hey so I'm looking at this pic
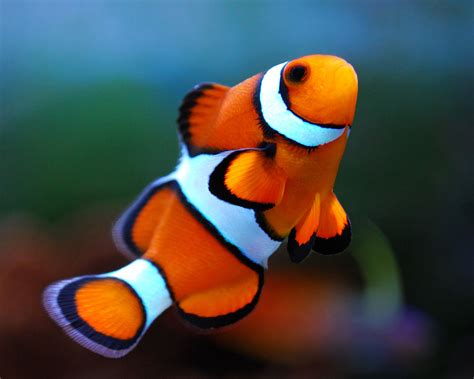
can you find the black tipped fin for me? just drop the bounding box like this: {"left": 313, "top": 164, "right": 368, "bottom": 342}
{"left": 287, "top": 229, "right": 316, "bottom": 263}
{"left": 43, "top": 276, "right": 146, "bottom": 358}
{"left": 313, "top": 218, "right": 352, "bottom": 255}
{"left": 178, "top": 83, "right": 229, "bottom": 156}
{"left": 176, "top": 268, "right": 264, "bottom": 330}
{"left": 286, "top": 193, "right": 321, "bottom": 263}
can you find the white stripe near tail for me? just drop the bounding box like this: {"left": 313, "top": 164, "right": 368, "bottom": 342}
{"left": 43, "top": 259, "right": 172, "bottom": 358}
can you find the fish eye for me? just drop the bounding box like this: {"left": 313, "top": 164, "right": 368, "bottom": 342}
{"left": 285, "top": 64, "right": 308, "bottom": 83}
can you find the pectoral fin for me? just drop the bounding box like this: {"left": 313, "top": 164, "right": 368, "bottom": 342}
{"left": 287, "top": 193, "right": 321, "bottom": 263}
{"left": 209, "top": 144, "right": 287, "bottom": 211}
{"left": 312, "top": 193, "right": 351, "bottom": 255}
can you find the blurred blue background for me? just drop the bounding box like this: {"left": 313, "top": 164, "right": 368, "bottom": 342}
{"left": 0, "top": 1, "right": 473, "bottom": 377}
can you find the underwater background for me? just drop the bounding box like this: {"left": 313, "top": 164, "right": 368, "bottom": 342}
{"left": 0, "top": 1, "right": 473, "bottom": 378}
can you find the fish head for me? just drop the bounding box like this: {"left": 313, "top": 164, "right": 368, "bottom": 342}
{"left": 282, "top": 55, "right": 358, "bottom": 128}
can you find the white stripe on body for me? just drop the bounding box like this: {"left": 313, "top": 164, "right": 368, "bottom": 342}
{"left": 174, "top": 151, "right": 281, "bottom": 267}
{"left": 104, "top": 259, "right": 172, "bottom": 329}
{"left": 259, "top": 62, "right": 346, "bottom": 147}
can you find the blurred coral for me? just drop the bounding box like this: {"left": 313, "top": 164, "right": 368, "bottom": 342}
{"left": 0, "top": 211, "right": 192, "bottom": 378}
{"left": 0, "top": 212, "right": 435, "bottom": 378}
{"left": 213, "top": 221, "right": 435, "bottom": 376}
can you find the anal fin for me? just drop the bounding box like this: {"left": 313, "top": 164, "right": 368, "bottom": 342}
{"left": 177, "top": 268, "right": 263, "bottom": 329}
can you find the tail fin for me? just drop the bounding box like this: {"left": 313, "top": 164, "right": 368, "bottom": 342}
{"left": 43, "top": 259, "right": 172, "bottom": 358}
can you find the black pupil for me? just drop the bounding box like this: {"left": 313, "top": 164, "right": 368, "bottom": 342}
{"left": 288, "top": 66, "right": 307, "bottom": 82}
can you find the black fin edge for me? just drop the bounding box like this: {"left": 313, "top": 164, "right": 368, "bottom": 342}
{"left": 208, "top": 149, "right": 276, "bottom": 211}
{"left": 177, "top": 83, "right": 226, "bottom": 157}
{"left": 287, "top": 228, "right": 316, "bottom": 263}
{"left": 176, "top": 269, "right": 264, "bottom": 329}
{"left": 46, "top": 277, "right": 146, "bottom": 355}
{"left": 113, "top": 180, "right": 174, "bottom": 259}
{"left": 312, "top": 218, "right": 352, "bottom": 255}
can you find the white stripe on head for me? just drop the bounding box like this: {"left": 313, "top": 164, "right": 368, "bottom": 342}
{"left": 259, "top": 62, "right": 346, "bottom": 147}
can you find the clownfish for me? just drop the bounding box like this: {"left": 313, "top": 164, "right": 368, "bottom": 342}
{"left": 43, "top": 54, "right": 358, "bottom": 358}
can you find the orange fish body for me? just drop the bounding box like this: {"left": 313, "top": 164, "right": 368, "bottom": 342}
{"left": 44, "top": 55, "right": 358, "bottom": 357}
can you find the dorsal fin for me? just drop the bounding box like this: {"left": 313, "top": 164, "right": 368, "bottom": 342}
{"left": 177, "top": 82, "right": 230, "bottom": 156}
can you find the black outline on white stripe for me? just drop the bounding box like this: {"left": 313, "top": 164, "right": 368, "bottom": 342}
{"left": 255, "top": 64, "right": 349, "bottom": 148}
{"left": 168, "top": 180, "right": 265, "bottom": 329}
{"left": 113, "top": 178, "right": 174, "bottom": 259}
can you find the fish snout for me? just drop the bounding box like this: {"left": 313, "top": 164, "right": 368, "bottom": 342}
{"left": 329, "top": 61, "right": 358, "bottom": 126}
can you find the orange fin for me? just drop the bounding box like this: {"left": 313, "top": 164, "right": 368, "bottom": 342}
{"left": 178, "top": 82, "right": 230, "bottom": 156}
{"left": 113, "top": 180, "right": 176, "bottom": 259}
{"left": 313, "top": 193, "right": 351, "bottom": 255}
{"left": 43, "top": 276, "right": 146, "bottom": 358}
{"left": 287, "top": 193, "right": 321, "bottom": 263}
{"left": 209, "top": 144, "right": 287, "bottom": 211}
{"left": 176, "top": 268, "right": 263, "bottom": 329}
